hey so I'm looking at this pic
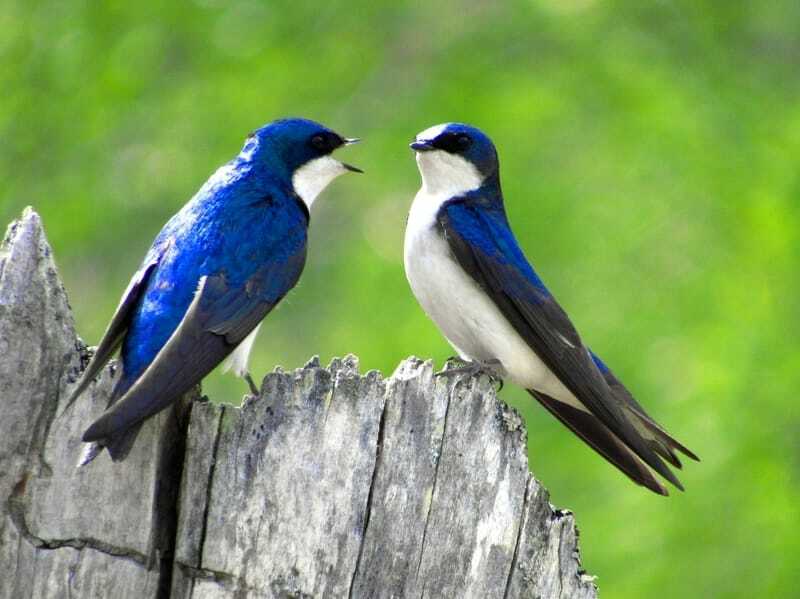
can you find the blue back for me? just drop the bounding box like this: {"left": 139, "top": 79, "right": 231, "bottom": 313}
{"left": 443, "top": 188, "right": 552, "bottom": 299}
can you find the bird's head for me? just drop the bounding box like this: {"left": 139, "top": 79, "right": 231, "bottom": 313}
{"left": 241, "top": 118, "right": 361, "bottom": 207}
{"left": 410, "top": 123, "right": 498, "bottom": 195}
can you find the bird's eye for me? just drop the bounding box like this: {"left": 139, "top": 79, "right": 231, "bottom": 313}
{"left": 310, "top": 134, "right": 327, "bottom": 150}
{"left": 433, "top": 131, "right": 473, "bottom": 154}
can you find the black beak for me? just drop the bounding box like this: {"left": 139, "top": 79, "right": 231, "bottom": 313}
{"left": 410, "top": 139, "right": 434, "bottom": 152}
{"left": 339, "top": 137, "right": 363, "bottom": 172}
{"left": 342, "top": 162, "right": 364, "bottom": 173}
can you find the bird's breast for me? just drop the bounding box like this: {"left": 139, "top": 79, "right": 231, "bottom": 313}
{"left": 404, "top": 189, "right": 499, "bottom": 362}
{"left": 403, "top": 189, "right": 581, "bottom": 406}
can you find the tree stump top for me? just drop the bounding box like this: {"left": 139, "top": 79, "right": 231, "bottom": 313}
{"left": 0, "top": 208, "right": 597, "bottom": 598}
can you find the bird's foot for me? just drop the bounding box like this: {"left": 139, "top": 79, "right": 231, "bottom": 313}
{"left": 436, "top": 358, "right": 504, "bottom": 391}
{"left": 244, "top": 373, "right": 260, "bottom": 396}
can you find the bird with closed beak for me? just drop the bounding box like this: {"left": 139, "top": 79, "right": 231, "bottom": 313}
{"left": 68, "top": 117, "right": 361, "bottom": 465}
{"left": 405, "top": 122, "right": 697, "bottom": 495}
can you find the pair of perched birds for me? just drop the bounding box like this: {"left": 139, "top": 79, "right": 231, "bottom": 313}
{"left": 68, "top": 118, "right": 697, "bottom": 494}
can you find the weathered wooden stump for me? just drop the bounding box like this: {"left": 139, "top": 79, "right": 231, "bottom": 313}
{"left": 0, "top": 208, "right": 597, "bottom": 598}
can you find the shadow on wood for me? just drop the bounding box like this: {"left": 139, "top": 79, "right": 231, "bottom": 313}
{"left": 0, "top": 208, "right": 597, "bottom": 598}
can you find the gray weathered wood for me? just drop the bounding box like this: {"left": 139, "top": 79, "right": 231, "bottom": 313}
{"left": 0, "top": 208, "right": 190, "bottom": 599}
{"left": 0, "top": 208, "right": 597, "bottom": 598}
{"left": 171, "top": 356, "right": 387, "bottom": 597}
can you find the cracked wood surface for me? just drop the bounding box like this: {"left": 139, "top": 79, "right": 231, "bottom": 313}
{"left": 0, "top": 208, "right": 597, "bottom": 599}
{"left": 1, "top": 208, "right": 190, "bottom": 599}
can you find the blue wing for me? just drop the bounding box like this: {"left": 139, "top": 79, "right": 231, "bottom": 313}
{"left": 63, "top": 253, "right": 161, "bottom": 412}
{"left": 82, "top": 247, "right": 305, "bottom": 446}
{"left": 438, "top": 196, "right": 688, "bottom": 491}
{"left": 81, "top": 183, "right": 308, "bottom": 456}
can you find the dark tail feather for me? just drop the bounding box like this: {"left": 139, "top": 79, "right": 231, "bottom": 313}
{"left": 634, "top": 413, "right": 700, "bottom": 463}
{"left": 599, "top": 365, "right": 699, "bottom": 465}
{"left": 103, "top": 422, "right": 143, "bottom": 462}
{"left": 529, "top": 390, "right": 670, "bottom": 496}
{"left": 649, "top": 438, "right": 683, "bottom": 469}
{"left": 78, "top": 419, "right": 145, "bottom": 466}
{"left": 78, "top": 374, "right": 141, "bottom": 466}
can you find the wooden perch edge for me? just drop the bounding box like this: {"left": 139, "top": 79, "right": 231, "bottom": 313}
{"left": 0, "top": 208, "right": 597, "bottom": 599}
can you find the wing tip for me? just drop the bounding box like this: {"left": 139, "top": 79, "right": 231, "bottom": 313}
{"left": 678, "top": 445, "right": 700, "bottom": 462}
{"left": 639, "top": 417, "right": 700, "bottom": 464}
{"left": 646, "top": 480, "right": 670, "bottom": 496}
{"left": 55, "top": 376, "right": 95, "bottom": 423}
{"left": 645, "top": 451, "right": 684, "bottom": 491}
{"left": 530, "top": 390, "right": 683, "bottom": 496}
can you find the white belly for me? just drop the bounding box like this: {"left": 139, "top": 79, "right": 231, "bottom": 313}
{"left": 403, "top": 189, "right": 584, "bottom": 409}
{"left": 223, "top": 322, "right": 262, "bottom": 377}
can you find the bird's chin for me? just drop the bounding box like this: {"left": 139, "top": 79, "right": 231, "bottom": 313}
{"left": 415, "top": 150, "right": 439, "bottom": 172}
{"left": 292, "top": 156, "right": 351, "bottom": 208}
{"left": 414, "top": 150, "right": 483, "bottom": 196}
{"left": 415, "top": 150, "right": 442, "bottom": 178}
{"left": 415, "top": 151, "right": 435, "bottom": 182}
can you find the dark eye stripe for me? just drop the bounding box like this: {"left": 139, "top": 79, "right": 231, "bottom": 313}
{"left": 309, "top": 132, "right": 344, "bottom": 153}
{"left": 433, "top": 132, "right": 472, "bottom": 153}
{"left": 310, "top": 134, "right": 327, "bottom": 150}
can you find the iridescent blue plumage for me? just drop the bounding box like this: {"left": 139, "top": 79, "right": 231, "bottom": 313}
{"left": 69, "top": 118, "right": 359, "bottom": 462}
{"left": 120, "top": 149, "right": 308, "bottom": 389}
{"left": 441, "top": 191, "right": 552, "bottom": 297}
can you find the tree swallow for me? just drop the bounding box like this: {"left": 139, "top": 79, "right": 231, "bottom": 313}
{"left": 68, "top": 118, "right": 361, "bottom": 464}
{"left": 404, "top": 123, "right": 697, "bottom": 495}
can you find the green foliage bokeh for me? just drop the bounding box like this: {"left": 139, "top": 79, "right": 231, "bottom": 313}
{"left": 3, "top": 1, "right": 799, "bottom": 596}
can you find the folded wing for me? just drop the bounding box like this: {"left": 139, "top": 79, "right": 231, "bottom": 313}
{"left": 438, "top": 197, "right": 686, "bottom": 491}
{"left": 82, "top": 247, "right": 306, "bottom": 445}
{"left": 62, "top": 255, "right": 161, "bottom": 413}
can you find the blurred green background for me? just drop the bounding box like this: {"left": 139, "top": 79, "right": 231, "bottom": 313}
{"left": 3, "top": 1, "right": 799, "bottom": 596}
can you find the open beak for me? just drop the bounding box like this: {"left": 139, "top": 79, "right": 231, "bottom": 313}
{"left": 340, "top": 137, "right": 363, "bottom": 173}
{"left": 341, "top": 162, "right": 363, "bottom": 173}
{"left": 410, "top": 139, "right": 434, "bottom": 152}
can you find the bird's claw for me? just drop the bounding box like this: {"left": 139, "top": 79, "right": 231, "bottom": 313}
{"left": 244, "top": 373, "right": 259, "bottom": 396}
{"left": 435, "top": 358, "right": 504, "bottom": 391}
